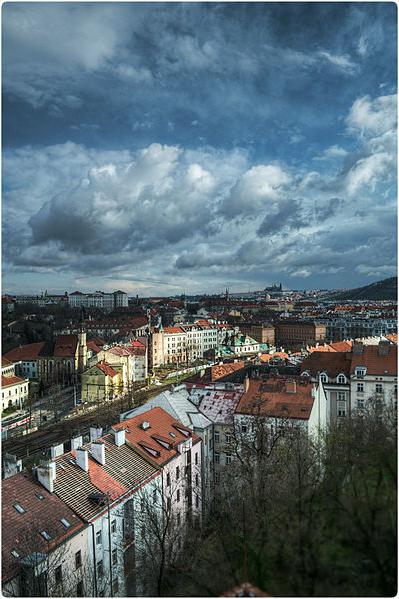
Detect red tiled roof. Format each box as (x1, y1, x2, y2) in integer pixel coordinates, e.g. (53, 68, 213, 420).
(87, 340, 102, 354)
(4, 342, 45, 362)
(235, 377, 315, 420)
(350, 345, 397, 376)
(301, 352, 351, 378)
(329, 340, 353, 352)
(87, 458, 127, 500)
(54, 335, 78, 357)
(210, 361, 245, 382)
(108, 346, 131, 357)
(385, 333, 398, 345)
(2, 375, 26, 388)
(95, 362, 118, 377)
(163, 326, 185, 334)
(2, 471, 84, 583)
(113, 407, 200, 467)
(1, 357, 13, 367)
(259, 352, 288, 363)
(130, 339, 146, 348)
(90, 337, 106, 347)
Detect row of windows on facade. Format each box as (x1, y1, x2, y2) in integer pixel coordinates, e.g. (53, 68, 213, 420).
(2, 386, 28, 398)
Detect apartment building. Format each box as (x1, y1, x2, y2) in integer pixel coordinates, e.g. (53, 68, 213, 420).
(68, 291, 128, 312)
(1, 358, 29, 413)
(149, 323, 219, 367)
(121, 386, 213, 504)
(34, 429, 160, 597)
(234, 375, 328, 442)
(2, 471, 89, 598)
(349, 340, 397, 413)
(113, 407, 203, 528)
(239, 323, 275, 345)
(300, 352, 352, 421)
(319, 316, 397, 342)
(275, 321, 326, 350)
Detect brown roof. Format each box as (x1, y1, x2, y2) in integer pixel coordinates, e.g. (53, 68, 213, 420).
(53, 335, 78, 357)
(210, 361, 245, 382)
(54, 440, 159, 522)
(113, 407, 201, 467)
(1, 357, 13, 367)
(4, 343, 46, 362)
(235, 377, 315, 420)
(2, 375, 27, 388)
(350, 345, 397, 376)
(221, 582, 270, 597)
(2, 471, 84, 582)
(95, 361, 118, 377)
(301, 352, 351, 378)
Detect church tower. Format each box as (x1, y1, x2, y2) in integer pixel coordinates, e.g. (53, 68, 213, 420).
(77, 307, 87, 373)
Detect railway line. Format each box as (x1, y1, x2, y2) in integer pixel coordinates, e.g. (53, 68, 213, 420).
(3, 382, 172, 462)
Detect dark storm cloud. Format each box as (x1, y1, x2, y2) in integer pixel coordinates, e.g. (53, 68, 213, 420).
(2, 3, 397, 293)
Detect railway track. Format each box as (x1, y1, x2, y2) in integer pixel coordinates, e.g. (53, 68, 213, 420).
(3, 382, 172, 462)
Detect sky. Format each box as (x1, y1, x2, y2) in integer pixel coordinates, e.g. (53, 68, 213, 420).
(2, 2, 397, 296)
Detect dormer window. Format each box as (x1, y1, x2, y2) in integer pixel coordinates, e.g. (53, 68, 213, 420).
(138, 443, 160, 458)
(355, 367, 366, 378)
(173, 425, 190, 437)
(337, 374, 347, 384)
(320, 373, 328, 383)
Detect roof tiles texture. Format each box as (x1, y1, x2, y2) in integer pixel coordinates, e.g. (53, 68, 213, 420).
(235, 377, 315, 420)
(113, 406, 201, 467)
(2, 472, 84, 582)
(4, 342, 46, 362)
(350, 344, 397, 376)
(301, 352, 352, 378)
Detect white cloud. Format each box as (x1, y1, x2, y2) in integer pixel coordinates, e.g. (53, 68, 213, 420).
(346, 94, 397, 137)
(318, 51, 358, 73)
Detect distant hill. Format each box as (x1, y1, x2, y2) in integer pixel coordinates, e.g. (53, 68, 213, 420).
(327, 277, 397, 301)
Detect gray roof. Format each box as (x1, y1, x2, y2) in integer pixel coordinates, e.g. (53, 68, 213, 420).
(122, 387, 212, 431)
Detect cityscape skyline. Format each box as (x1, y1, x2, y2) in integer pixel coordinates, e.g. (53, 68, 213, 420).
(2, 2, 397, 296)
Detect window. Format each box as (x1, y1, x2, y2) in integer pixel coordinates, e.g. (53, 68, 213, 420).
(11, 549, 20, 559)
(97, 560, 103, 577)
(355, 367, 366, 378)
(167, 497, 171, 511)
(55, 565, 62, 585)
(177, 512, 181, 526)
(40, 531, 51, 541)
(357, 398, 365, 409)
(96, 530, 102, 545)
(177, 489, 180, 502)
(76, 581, 84, 597)
(337, 374, 346, 384)
(195, 473, 199, 486)
(214, 432, 220, 443)
(337, 392, 346, 402)
(196, 494, 200, 509)
(75, 550, 82, 569)
(195, 452, 198, 465)
(13, 503, 26, 514)
(376, 383, 384, 394)
(112, 548, 117, 565)
(225, 434, 231, 443)
(241, 424, 247, 433)
(166, 472, 171, 487)
(111, 519, 116, 533)
(225, 454, 232, 465)
(60, 518, 71, 529)
(35, 493, 44, 501)
(357, 382, 364, 393)
(337, 402, 346, 417)
(320, 373, 328, 383)
(214, 453, 220, 464)
(176, 466, 180, 480)
(152, 488, 157, 504)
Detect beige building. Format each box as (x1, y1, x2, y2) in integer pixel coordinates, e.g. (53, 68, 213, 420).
(81, 361, 124, 403)
(1, 358, 29, 413)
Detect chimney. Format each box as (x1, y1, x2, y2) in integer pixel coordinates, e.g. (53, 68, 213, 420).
(353, 342, 363, 355)
(91, 441, 105, 465)
(285, 380, 297, 394)
(90, 426, 103, 441)
(37, 461, 56, 493)
(50, 443, 64, 459)
(76, 448, 89, 472)
(71, 435, 83, 450)
(112, 428, 126, 447)
(244, 374, 250, 393)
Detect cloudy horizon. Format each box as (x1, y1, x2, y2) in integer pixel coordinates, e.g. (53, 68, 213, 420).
(2, 2, 397, 296)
